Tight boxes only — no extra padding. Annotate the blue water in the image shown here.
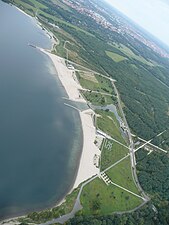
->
[0,1,82,220]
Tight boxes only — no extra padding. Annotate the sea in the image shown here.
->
[0,0,82,220]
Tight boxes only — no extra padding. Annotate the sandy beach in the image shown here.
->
[74,109,100,188]
[41,50,101,189]
[13,5,100,189]
[13,2,101,192]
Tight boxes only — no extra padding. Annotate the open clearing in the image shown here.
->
[107,158,140,194]
[106,51,126,62]
[111,43,154,66]
[101,139,128,171]
[80,178,142,215]
[79,71,98,83]
[96,109,126,145]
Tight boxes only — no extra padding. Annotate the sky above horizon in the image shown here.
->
[105,0,169,47]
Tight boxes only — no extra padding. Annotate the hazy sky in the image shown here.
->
[105,0,169,46]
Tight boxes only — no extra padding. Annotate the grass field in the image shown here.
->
[111,43,154,66]
[106,158,140,194]
[101,139,128,171]
[95,74,115,94]
[80,178,142,215]
[76,71,114,94]
[96,109,126,145]
[82,91,115,106]
[76,72,100,90]
[106,51,126,62]
[79,72,98,83]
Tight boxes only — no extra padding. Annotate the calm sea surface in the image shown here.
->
[0,1,82,220]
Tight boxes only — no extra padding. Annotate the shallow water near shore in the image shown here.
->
[0,1,82,220]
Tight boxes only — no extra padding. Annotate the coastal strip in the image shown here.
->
[40,49,101,189]
[0,49,101,225]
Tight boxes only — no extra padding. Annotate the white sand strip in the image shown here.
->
[41,50,100,188]
[42,50,85,102]
[73,109,100,188]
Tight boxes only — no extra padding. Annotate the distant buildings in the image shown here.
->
[63,0,169,59]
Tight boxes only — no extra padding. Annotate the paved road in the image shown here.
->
[110,136,130,150]
[40,175,98,225]
[136,134,168,153]
[135,139,153,152]
[111,82,150,202]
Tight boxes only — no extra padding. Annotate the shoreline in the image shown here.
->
[13,4,56,48]
[1,3,101,224]
[41,49,101,190]
[1,50,101,225]
[13,5,32,18]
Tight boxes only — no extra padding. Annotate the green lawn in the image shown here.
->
[80,178,142,215]
[76,72,115,94]
[107,158,140,194]
[82,91,115,106]
[96,109,126,145]
[76,72,100,90]
[101,139,128,171]
[110,43,154,66]
[95,74,115,94]
[106,51,126,62]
